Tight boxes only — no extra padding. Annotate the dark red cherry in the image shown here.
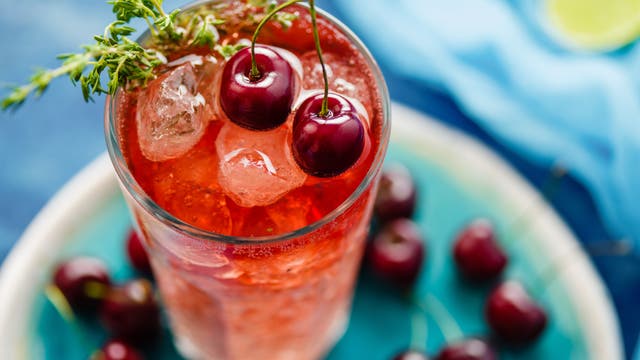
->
[453,219,507,282]
[392,349,430,360]
[53,257,111,311]
[292,93,365,177]
[485,281,547,344]
[369,218,425,287]
[97,340,144,360]
[126,230,152,274]
[220,45,296,130]
[435,338,497,360]
[375,165,417,223]
[100,279,160,342]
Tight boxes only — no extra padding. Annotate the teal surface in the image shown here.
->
[30,142,588,359]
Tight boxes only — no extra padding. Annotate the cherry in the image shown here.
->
[375,165,417,223]
[392,349,430,360]
[96,340,144,360]
[292,93,365,177]
[435,338,497,360]
[369,218,425,287]
[126,230,152,274]
[220,45,296,130]
[453,219,507,282]
[52,257,111,311]
[485,281,547,344]
[100,279,160,342]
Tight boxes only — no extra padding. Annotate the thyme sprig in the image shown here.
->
[1,0,299,111]
[2,0,209,110]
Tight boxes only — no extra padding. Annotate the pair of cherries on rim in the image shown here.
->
[219,45,366,178]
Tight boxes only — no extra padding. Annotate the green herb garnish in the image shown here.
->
[2,1,176,110]
[1,0,302,111]
[1,0,254,111]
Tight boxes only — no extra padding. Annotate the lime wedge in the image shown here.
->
[547,0,640,51]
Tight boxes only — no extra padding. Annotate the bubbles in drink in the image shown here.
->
[300,51,372,112]
[153,141,232,234]
[136,63,213,161]
[265,189,313,234]
[215,120,307,208]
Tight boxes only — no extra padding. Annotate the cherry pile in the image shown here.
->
[366,165,549,359]
[368,164,425,288]
[50,230,156,360]
[219,1,367,178]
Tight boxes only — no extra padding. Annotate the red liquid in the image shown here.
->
[111,2,386,359]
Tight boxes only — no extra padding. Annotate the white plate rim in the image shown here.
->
[0,103,624,359]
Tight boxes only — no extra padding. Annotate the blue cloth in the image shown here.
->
[328,0,640,357]
[332,0,640,252]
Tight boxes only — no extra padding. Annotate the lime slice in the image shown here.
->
[547,0,640,51]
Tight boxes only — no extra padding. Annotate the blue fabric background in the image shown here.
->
[0,0,637,357]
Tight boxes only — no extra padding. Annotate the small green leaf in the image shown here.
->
[249,0,273,7]
[191,15,222,48]
[214,42,249,59]
[274,11,298,29]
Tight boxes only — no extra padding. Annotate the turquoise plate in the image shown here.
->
[0,104,623,359]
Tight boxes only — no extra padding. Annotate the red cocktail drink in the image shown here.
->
[105,1,390,358]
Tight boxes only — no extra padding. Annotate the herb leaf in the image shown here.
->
[2,0,301,111]
[191,15,224,48]
[215,41,250,59]
[1,0,178,110]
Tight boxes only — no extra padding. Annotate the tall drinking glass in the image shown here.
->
[105,1,390,359]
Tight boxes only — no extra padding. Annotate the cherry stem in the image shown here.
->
[250,0,302,80]
[45,285,94,355]
[84,280,110,300]
[309,0,329,117]
[249,0,330,115]
[45,285,75,322]
[410,306,429,351]
[413,293,464,344]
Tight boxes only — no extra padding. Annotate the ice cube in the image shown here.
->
[216,121,307,207]
[265,189,313,234]
[136,63,213,162]
[300,51,372,111]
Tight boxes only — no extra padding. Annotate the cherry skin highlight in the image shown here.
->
[369,218,425,287]
[485,281,547,345]
[292,92,365,177]
[453,219,508,282]
[435,338,497,360]
[98,340,144,360]
[220,45,297,130]
[393,349,430,360]
[53,257,111,311]
[100,279,160,342]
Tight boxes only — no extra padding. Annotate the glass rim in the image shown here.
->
[104,0,391,245]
